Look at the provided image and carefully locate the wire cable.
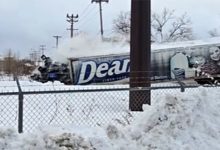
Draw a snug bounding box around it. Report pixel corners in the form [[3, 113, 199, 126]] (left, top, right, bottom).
[[77, 10, 99, 29]]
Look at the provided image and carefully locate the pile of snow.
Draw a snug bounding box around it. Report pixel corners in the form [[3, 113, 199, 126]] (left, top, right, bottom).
[[0, 87, 220, 149], [126, 87, 220, 149]]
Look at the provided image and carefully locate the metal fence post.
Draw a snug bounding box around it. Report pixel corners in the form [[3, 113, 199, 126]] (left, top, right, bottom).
[[15, 76, 23, 133]]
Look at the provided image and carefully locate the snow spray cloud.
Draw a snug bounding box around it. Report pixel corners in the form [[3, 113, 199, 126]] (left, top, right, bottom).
[[51, 34, 129, 63]]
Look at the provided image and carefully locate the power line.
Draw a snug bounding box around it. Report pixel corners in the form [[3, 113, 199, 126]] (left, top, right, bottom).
[[78, 10, 99, 29], [79, 3, 93, 19], [77, 6, 98, 27], [80, 5, 96, 19]]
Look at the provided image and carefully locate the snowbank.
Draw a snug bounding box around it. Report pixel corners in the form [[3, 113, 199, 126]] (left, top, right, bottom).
[[0, 87, 220, 150], [126, 87, 220, 149]]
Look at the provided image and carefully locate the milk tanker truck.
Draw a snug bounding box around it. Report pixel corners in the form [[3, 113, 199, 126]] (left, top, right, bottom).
[[31, 38, 220, 85]]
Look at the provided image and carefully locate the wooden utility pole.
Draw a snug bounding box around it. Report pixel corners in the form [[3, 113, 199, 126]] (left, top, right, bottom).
[[66, 14, 78, 38], [53, 36, 62, 49], [91, 0, 108, 39], [129, 0, 151, 111]]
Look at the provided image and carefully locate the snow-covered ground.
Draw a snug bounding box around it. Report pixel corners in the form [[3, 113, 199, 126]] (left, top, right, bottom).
[[0, 79, 220, 150]]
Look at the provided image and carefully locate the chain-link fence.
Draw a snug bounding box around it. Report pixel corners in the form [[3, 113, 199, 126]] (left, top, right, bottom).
[[0, 78, 219, 133], [0, 94, 18, 128]]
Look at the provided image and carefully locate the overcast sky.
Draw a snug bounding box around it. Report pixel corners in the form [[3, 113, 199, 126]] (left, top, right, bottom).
[[1, 0, 220, 58]]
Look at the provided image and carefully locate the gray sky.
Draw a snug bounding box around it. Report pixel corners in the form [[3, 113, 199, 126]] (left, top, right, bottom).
[[1, 0, 220, 57]]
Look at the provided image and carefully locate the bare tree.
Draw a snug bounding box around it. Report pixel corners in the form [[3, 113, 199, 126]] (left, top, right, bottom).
[[3, 49, 14, 75], [208, 28, 220, 37], [112, 8, 193, 43], [113, 11, 130, 36], [2, 49, 35, 76], [152, 8, 193, 43]]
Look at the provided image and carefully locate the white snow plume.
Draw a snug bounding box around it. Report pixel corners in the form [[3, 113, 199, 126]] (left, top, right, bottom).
[[51, 34, 129, 63]]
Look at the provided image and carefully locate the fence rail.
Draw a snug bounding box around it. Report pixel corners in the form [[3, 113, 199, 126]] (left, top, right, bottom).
[[0, 78, 219, 133]]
